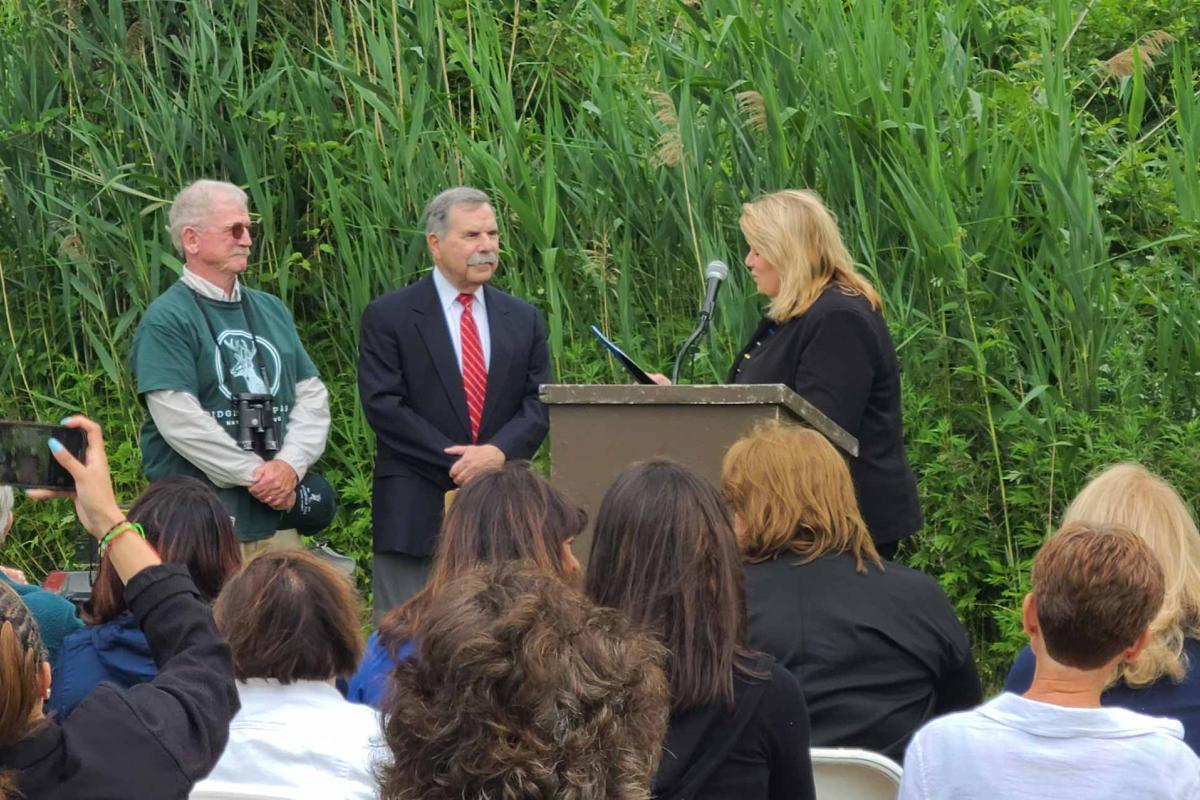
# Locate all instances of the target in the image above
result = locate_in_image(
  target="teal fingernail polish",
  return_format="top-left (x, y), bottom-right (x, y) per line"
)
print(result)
top-left (60, 417), bottom-right (72, 424)
top-left (47, 438), bottom-right (63, 453)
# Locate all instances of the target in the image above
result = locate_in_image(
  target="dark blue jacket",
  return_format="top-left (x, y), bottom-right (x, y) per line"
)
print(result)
top-left (49, 611), bottom-right (156, 718)
top-left (346, 630), bottom-right (415, 709)
top-left (1005, 638), bottom-right (1200, 755)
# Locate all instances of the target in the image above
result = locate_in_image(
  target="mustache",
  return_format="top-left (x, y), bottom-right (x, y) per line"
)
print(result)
top-left (467, 253), bottom-right (498, 266)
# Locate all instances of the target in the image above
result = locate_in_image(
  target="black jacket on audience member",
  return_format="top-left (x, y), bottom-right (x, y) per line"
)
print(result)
top-left (728, 286), bottom-right (921, 545)
top-left (745, 553), bottom-right (981, 760)
top-left (0, 565), bottom-right (239, 799)
top-left (653, 654), bottom-right (816, 800)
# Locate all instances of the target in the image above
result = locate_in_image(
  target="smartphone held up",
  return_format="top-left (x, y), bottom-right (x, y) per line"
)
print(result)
top-left (0, 420), bottom-right (87, 489)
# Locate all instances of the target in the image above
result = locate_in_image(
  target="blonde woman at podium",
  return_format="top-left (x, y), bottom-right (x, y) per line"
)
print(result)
top-left (654, 189), bottom-right (920, 558)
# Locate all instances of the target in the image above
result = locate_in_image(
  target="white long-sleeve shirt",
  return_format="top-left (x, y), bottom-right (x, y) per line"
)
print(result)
top-left (144, 269), bottom-right (330, 488)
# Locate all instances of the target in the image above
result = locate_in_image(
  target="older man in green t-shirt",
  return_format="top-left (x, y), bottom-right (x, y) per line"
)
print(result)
top-left (130, 180), bottom-right (329, 554)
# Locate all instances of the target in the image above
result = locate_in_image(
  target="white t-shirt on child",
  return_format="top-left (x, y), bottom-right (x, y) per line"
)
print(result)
top-left (899, 692), bottom-right (1200, 800)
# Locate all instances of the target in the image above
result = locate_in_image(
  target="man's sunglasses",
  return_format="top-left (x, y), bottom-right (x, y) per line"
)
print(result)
top-left (224, 222), bottom-right (259, 240)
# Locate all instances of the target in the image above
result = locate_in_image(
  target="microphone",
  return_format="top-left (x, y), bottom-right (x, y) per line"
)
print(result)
top-left (699, 260), bottom-right (729, 321)
top-left (671, 259), bottom-right (730, 384)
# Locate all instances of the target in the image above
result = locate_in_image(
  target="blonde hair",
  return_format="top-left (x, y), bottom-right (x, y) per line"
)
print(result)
top-left (739, 189), bottom-right (881, 321)
top-left (1062, 463), bottom-right (1200, 685)
top-left (721, 421), bottom-right (881, 572)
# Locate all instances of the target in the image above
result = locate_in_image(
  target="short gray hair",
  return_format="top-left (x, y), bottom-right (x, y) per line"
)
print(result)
top-left (422, 187), bottom-right (492, 238)
top-left (168, 180), bottom-right (248, 252)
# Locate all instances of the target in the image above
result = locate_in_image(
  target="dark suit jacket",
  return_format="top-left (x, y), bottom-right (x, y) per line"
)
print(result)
top-left (728, 285), bottom-right (921, 544)
top-left (358, 274), bottom-right (551, 555)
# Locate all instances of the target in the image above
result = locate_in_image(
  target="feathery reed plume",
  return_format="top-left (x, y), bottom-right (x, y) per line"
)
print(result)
top-left (125, 21), bottom-right (147, 60)
top-left (583, 233), bottom-right (610, 281)
top-left (1105, 31), bottom-right (1175, 79)
top-left (650, 91), bottom-right (682, 167)
top-left (58, 232), bottom-right (86, 262)
top-left (736, 90), bottom-right (767, 134)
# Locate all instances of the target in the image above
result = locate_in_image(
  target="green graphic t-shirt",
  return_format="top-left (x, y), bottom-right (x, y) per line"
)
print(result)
top-left (129, 281), bottom-right (319, 541)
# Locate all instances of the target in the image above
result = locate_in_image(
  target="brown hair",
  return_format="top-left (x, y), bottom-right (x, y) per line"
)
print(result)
top-left (722, 421), bottom-right (881, 571)
top-left (739, 189), bottom-right (882, 321)
top-left (379, 561), bottom-right (669, 800)
top-left (586, 458), bottom-right (754, 710)
top-left (89, 476), bottom-right (241, 624)
top-left (1062, 464), bottom-right (1200, 685)
top-left (214, 550), bottom-right (363, 682)
top-left (1031, 521), bottom-right (1165, 670)
top-left (379, 462), bottom-right (584, 647)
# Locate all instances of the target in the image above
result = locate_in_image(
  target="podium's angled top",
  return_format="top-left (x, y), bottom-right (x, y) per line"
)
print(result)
top-left (539, 383), bottom-right (859, 458)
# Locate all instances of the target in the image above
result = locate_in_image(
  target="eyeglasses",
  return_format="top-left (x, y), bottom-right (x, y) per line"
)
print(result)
top-left (225, 222), bottom-right (259, 240)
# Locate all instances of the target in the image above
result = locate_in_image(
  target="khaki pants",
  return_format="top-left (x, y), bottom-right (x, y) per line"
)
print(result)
top-left (240, 528), bottom-right (303, 561)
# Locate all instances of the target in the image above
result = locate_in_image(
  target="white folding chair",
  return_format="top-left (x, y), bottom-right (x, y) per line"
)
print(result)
top-left (189, 786), bottom-right (298, 800)
top-left (810, 747), bottom-right (903, 800)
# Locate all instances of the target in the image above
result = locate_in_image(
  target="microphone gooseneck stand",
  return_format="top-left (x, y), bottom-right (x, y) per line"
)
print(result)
top-left (671, 259), bottom-right (729, 384)
top-left (670, 311), bottom-right (713, 385)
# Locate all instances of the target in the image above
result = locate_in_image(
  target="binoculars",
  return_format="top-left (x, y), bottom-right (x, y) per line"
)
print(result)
top-left (234, 393), bottom-right (280, 455)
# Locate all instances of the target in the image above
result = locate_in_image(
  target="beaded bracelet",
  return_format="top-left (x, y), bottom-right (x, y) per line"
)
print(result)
top-left (99, 520), bottom-right (146, 557)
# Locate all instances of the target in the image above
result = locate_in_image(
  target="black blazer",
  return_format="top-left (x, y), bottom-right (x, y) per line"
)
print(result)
top-left (358, 274), bottom-right (551, 555)
top-left (728, 286), bottom-right (921, 544)
top-left (745, 554), bottom-right (981, 760)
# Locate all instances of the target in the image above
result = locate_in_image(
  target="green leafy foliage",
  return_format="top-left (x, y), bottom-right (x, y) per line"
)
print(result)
top-left (0, 0), bottom-right (1196, 686)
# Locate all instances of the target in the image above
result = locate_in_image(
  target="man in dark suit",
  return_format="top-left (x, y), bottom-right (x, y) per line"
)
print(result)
top-left (358, 187), bottom-right (551, 621)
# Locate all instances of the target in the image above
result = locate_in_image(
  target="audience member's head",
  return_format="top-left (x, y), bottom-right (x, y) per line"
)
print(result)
top-left (379, 561), bottom-right (669, 800)
top-left (722, 420), bottom-right (881, 571)
top-left (587, 458), bottom-right (749, 710)
top-left (89, 477), bottom-right (241, 625)
top-left (383, 462), bottom-right (584, 637)
top-left (1026, 521), bottom-right (1165, 672)
top-left (1062, 463), bottom-right (1200, 684)
top-left (215, 550), bottom-right (362, 683)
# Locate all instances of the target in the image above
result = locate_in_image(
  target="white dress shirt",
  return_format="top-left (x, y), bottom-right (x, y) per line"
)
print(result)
top-left (432, 266), bottom-right (491, 369)
top-left (191, 679), bottom-right (385, 800)
top-left (145, 268), bottom-right (330, 487)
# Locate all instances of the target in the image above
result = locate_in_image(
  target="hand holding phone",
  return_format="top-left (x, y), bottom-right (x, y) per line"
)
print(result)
top-left (0, 420), bottom-right (87, 490)
top-left (30, 416), bottom-right (160, 581)
top-left (26, 416), bottom-right (123, 539)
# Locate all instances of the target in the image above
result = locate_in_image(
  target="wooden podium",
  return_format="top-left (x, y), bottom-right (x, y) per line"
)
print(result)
top-left (539, 384), bottom-right (857, 563)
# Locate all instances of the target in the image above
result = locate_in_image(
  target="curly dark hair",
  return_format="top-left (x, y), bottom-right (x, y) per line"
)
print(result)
top-left (378, 562), bottom-right (669, 800)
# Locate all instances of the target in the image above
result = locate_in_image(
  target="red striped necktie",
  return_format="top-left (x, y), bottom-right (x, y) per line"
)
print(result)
top-left (458, 292), bottom-right (487, 443)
